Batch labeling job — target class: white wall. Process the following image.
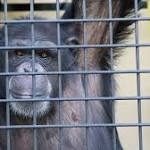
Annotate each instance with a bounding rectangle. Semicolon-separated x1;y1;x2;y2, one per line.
116;9;150;150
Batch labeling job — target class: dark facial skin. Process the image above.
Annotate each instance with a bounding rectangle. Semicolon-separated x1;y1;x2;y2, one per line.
0;21;75;118
8;48;58;117
9;41;59;117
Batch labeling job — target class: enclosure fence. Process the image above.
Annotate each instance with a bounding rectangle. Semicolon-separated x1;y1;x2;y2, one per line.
0;0;150;150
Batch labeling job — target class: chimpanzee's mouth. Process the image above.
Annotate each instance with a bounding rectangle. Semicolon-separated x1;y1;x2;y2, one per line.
10;90;49;99
9;91;51;118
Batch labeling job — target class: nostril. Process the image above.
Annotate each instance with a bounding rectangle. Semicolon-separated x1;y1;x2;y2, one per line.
24;68;38;72
24;68;29;72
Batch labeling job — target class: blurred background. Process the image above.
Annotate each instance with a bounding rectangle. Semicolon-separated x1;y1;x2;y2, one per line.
0;0;150;150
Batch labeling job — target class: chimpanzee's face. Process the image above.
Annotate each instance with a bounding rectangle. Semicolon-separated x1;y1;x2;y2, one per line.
3;23;60;118
0;21;77;118
8;40;59;117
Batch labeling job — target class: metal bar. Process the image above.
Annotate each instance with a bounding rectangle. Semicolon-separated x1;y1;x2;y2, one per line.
0;3;68;11
56;0;63;150
108;0;117;149
1;96;150;102
1;43;150;50
0;123;150;129
3;0;11;150
29;0;37;150
134;0;143;149
1;17;150;24
0;1;147;11
82;0;89;150
1;69;150;76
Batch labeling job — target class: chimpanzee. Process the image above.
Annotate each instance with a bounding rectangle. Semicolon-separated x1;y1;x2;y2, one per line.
0;19;78;118
0;0;140;150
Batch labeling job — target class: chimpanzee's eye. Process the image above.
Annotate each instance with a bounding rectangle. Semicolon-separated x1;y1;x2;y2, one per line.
39;50;49;58
15;50;24;56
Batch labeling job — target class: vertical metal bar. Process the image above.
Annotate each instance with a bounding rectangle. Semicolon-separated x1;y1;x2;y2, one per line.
56;1;62;150
134;0;143;150
30;0;37;150
82;0;89;150
4;0;10;150
108;0;116;149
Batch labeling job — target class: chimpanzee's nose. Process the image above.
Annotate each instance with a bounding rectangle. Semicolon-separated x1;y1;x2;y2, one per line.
23;63;38;72
24;68;38;72
17;62;45;73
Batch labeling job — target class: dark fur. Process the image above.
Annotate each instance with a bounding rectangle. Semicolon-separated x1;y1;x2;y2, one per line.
0;0;139;150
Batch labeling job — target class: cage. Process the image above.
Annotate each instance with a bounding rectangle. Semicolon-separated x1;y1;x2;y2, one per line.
0;0;150;150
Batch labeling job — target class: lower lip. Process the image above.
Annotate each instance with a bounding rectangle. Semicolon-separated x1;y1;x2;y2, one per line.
10;92;50;99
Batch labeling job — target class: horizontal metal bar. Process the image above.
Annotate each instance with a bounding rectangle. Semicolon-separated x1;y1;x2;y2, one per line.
0;123;150;130
0;43;150;51
0;3;68;11
0;96;150;103
0;1;147;11
0;17;150;24
0;69;150;76
0;1;146;12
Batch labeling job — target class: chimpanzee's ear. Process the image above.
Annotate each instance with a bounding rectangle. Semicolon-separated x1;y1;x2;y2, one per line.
65;36;79;57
